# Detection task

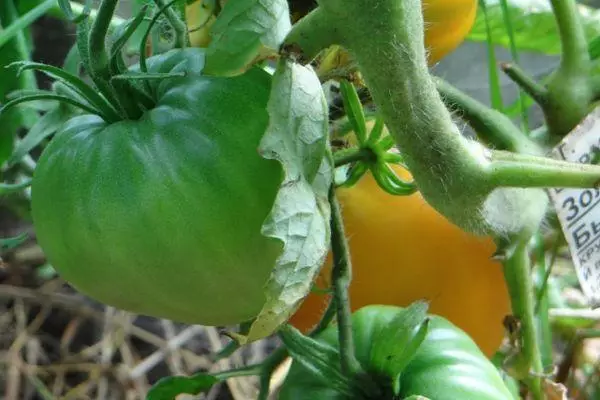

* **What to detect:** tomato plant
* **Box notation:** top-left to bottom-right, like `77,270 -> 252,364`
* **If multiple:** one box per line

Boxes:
290,164 -> 510,357
4,0 -> 600,399
281,305 -> 515,400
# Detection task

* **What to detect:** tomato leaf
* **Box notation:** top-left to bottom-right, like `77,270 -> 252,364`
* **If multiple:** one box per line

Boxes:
146,373 -> 220,400
204,0 -> 291,76
369,301 -> 430,395
8,107 -> 66,166
237,60 -> 332,344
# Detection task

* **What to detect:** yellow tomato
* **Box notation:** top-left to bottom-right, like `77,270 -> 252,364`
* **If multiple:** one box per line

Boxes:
289,165 -> 510,357
423,0 -> 478,64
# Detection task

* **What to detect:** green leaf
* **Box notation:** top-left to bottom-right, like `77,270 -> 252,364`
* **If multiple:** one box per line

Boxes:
1,232 -> 28,251
205,0 -> 291,76
0,0 -> 39,139
369,301 -> 430,395
8,107 -> 66,166
146,373 -> 219,400
469,1 -> 600,56
339,80 -> 367,145
9,61 -> 120,122
236,60 -> 332,344
0,123 -> 15,166
0,0 -> 54,50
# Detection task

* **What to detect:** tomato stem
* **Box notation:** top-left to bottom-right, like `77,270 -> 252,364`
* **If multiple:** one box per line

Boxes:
435,78 -> 542,155
550,0 -> 590,80
500,63 -> 547,106
88,0 -> 116,83
283,7 -> 339,63
501,0 -> 594,138
488,151 -> 600,189
531,234 -> 555,373
47,1 -> 126,27
284,0 -> 600,238
151,0 -> 189,48
501,239 -> 544,399
333,148 -> 374,167
328,185 -> 364,376
256,347 -> 289,400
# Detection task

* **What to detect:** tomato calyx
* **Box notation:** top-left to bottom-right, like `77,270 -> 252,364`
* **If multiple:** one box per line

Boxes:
333,80 -> 417,196
280,324 -> 381,398
1,0 -> 190,123
280,304 -> 516,400
280,302 -> 433,399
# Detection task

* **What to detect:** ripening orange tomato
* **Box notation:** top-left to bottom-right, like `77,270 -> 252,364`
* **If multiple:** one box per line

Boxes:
289,164 -> 510,357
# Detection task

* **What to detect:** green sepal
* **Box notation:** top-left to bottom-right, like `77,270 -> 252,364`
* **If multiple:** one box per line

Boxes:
279,324 -> 369,398
369,301 -> 430,395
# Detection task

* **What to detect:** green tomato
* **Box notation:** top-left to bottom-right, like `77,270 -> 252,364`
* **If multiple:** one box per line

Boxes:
280,305 -> 515,400
31,49 -> 283,326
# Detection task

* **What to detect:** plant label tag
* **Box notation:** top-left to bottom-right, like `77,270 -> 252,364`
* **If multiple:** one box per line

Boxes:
547,108 -> 600,305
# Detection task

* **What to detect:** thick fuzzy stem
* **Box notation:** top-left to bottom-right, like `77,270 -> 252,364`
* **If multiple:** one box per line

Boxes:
329,186 -> 363,376
543,0 -> 594,137
489,151 -> 600,188
551,0 -> 590,78
286,0 -> 600,237
152,0 -> 189,48
283,7 -> 339,63
435,78 -> 542,155
305,0 -> 494,235
88,0 -> 117,82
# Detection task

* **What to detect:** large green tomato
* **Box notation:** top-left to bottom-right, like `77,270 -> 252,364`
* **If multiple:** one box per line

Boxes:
31,49 -> 283,326
280,305 -> 514,400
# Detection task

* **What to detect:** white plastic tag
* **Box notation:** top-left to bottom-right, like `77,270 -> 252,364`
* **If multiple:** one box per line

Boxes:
547,108 -> 600,305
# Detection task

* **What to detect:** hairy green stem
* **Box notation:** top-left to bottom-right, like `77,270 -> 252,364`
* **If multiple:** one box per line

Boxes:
531,234 -> 553,373
88,0 -> 117,82
152,0 -> 189,48
500,63 -> 547,105
47,1 -> 126,27
333,147 -> 375,167
489,151 -> 600,188
286,0 -> 600,237
543,0 -> 594,137
502,240 -> 543,399
309,0 -> 496,236
328,186 -> 362,376
435,78 -> 542,155
283,7 -> 339,63
550,0 -> 590,78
